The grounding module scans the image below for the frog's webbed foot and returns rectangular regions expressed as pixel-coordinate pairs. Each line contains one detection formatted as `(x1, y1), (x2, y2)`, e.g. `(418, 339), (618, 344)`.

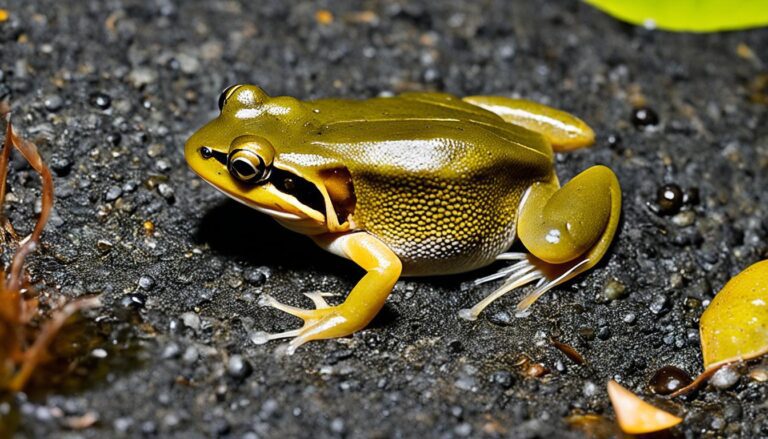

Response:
(458, 253), (589, 321)
(251, 233), (402, 354)
(251, 292), (347, 355)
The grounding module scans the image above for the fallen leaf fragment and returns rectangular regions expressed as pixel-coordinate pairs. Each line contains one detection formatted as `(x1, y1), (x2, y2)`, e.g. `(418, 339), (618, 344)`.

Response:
(669, 259), (768, 397)
(607, 380), (682, 434)
(700, 259), (768, 370)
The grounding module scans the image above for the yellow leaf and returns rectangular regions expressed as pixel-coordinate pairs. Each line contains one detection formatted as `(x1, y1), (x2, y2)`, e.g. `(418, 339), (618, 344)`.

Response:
(700, 259), (768, 370)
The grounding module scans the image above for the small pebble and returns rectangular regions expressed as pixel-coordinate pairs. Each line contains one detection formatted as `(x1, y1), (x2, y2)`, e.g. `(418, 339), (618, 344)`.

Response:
(104, 185), (122, 201)
(161, 342), (181, 359)
(182, 346), (199, 364)
(649, 295), (668, 314)
(120, 293), (147, 309)
(582, 381), (598, 397)
(141, 421), (157, 434)
(155, 159), (171, 173)
(606, 133), (622, 148)
(49, 154), (73, 176)
(489, 370), (513, 388)
(181, 312), (201, 331)
(122, 180), (138, 193)
(114, 417), (134, 433)
(107, 132), (122, 146)
(91, 348), (108, 358)
(97, 239), (113, 253)
(157, 183), (175, 201)
(128, 67), (158, 88)
(652, 184), (684, 216)
(648, 365), (692, 395)
(227, 355), (253, 380)
(244, 267), (267, 285)
(710, 365), (740, 389)
(748, 366), (768, 382)
(454, 423), (472, 437)
(43, 94), (63, 112)
(602, 278), (626, 300)
(454, 375), (476, 392)
(330, 418), (345, 434)
(671, 211), (696, 227)
(89, 92), (111, 110)
(138, 275), (155, 290)
(147, 143), (164, 157)
(631, 106), (659, 128)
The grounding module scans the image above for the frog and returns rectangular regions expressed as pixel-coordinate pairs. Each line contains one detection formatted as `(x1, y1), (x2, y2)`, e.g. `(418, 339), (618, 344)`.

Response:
(185, 85), (621, 354)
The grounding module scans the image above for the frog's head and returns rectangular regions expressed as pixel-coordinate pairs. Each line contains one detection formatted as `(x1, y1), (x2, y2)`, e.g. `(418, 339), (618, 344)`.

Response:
(185, 85), (336, 235)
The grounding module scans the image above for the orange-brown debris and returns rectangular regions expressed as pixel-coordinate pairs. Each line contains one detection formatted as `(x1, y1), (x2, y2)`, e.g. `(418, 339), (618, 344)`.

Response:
(0, 104), (100, 392)
(607, 380), (682, 434)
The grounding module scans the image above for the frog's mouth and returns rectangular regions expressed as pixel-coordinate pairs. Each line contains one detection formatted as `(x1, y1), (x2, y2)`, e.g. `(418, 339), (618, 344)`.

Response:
(195, 164), (327, 221)
(189, 156), (355, 236)
(186, 129), (355, 234)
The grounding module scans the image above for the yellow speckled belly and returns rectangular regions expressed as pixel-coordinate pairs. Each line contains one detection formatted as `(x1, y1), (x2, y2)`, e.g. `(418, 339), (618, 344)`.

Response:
(352, 168), (531, 276)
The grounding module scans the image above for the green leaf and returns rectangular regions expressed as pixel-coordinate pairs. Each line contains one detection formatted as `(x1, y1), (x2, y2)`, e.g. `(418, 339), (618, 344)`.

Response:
(586, 0), (768, 32)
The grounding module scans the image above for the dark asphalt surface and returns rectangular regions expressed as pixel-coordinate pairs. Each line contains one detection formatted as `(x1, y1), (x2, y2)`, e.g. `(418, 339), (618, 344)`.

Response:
(1, 1), (767, 438)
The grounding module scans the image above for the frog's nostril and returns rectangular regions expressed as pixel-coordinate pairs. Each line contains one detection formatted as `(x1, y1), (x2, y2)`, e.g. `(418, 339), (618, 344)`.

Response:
(200, 146), (214, 159)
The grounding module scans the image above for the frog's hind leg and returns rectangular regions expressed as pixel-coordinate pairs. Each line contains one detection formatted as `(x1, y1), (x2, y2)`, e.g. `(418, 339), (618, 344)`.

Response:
(462, 96), (595, 151)
(460, 165), (621, 320)
(251, 232), (402, 354)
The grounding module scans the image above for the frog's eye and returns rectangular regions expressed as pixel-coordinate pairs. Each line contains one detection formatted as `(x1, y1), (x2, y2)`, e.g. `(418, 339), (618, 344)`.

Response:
(218, 85), (240, 111)
(227, 149), (269, 184)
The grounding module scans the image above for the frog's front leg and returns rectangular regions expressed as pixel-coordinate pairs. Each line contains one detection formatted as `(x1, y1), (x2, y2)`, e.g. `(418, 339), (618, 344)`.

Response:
(252, 232), (402, 354)
(460, 165), (621, 320)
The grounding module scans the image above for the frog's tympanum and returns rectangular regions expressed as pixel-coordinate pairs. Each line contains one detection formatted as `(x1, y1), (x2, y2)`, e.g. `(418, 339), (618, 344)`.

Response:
(186, 86), (621, 353)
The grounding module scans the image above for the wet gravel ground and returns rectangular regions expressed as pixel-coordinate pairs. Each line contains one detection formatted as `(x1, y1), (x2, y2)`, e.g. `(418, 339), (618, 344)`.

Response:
(1, 0), (767, 437)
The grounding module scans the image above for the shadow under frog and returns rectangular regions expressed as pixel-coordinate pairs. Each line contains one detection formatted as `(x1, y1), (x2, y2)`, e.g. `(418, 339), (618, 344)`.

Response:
(194, 199), (493, 330)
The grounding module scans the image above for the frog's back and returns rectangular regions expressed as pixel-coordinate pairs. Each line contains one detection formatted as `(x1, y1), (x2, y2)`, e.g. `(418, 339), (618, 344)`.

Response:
(305, 93), (556, 275)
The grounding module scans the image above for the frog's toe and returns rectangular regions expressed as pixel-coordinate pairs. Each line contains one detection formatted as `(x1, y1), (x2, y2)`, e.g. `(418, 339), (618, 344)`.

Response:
(303, 292), (335, 309)
(258, 293), (317, 320)
(459, 253), (590, 320)
(254, 293), (365, 355)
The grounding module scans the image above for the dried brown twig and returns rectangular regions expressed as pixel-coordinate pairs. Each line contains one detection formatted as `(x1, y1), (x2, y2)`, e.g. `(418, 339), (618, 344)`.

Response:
(0, 102), (100, 392)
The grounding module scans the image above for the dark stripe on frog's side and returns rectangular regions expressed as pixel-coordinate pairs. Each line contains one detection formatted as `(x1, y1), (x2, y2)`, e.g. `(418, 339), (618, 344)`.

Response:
(271, 166), (357, 225)
(270, 168), (326, 215)
(209, 149), (229, 166)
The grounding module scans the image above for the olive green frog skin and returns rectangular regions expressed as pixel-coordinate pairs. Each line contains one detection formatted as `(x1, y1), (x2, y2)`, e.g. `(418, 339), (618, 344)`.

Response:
(185, 85), (621, 353)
